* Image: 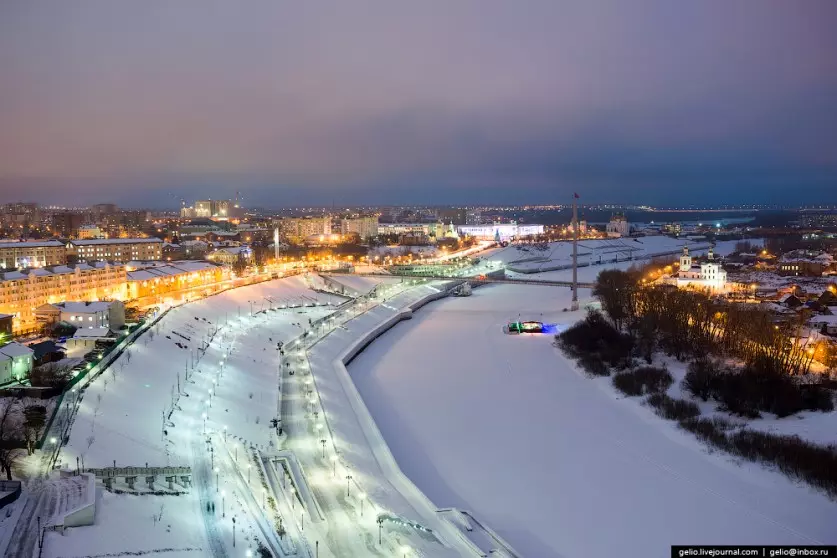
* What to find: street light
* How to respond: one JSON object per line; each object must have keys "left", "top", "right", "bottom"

{"left": 330, "top": 455, "right": 338, "bottom": 477}
{"left": 320, "top": 439, "right": 327, "bottom": 458}
{"left": 400, "top": 545, "right": 411, "bottom": 557}
{"left": 357, "top": 492, "right": 365, "bottom": 516}
{"left": 346, "top": 474, "right": 353, "bottom": 497}
{"left": 221, "top": 489, "right": 226, "bottom": 517}
{"left": 214, "top": 467, "right": 219, "bottom": 492}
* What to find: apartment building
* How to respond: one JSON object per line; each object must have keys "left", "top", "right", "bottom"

{"left": 340, "top": 216, "right": 379, "bottom": 241}
{"left": 0, "top": 240, "right": 67, "bottom": 269}
{"left": 279, "top": 216, "right": 331, "bottom": 244}
{"left": 0, "top": 262, "right": 127, "bottom": 329}
{"left": 126, "top": 260, "right": 225, "bottom": 300}
{"left": 66, "top": 238, "right": 163, "bottom": 263}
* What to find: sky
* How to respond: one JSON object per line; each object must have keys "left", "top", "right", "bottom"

{"left": 0, "top": 1, "right": 836, "bottom": 208}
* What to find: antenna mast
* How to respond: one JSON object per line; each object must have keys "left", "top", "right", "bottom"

{"left": 571, "top": 193, "right": 579, "bottom": 311}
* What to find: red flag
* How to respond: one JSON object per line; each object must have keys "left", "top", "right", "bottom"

{"left": 574, "top": 192, "right": 580, "bottom": 199}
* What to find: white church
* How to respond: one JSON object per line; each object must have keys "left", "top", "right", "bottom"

{"left": 674, "top": 245, "right": 728, "bottom": 293}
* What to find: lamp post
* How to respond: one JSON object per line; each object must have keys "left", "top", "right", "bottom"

{"left": 221, "top": 489, "right": 226, "bottom": 517}
{"left": 214, "top": 467, "right": 219, "bottom": 492}
{"left": 377, "top": 517, "right": 383, "bottom": 545}
{"left": 357, "top": 492, "right": 365, "bottom": 516}
{"left": 330, "top": 455, "right": 338, "bottom": 477}
{"left": 247, "top": 463, "right": 252, "bottom": 484}
{"left": 346, "top": 474, "right": 353, "bottom": 497}
{"left": 320, "top": 439, "right": 326, "bottom": 458}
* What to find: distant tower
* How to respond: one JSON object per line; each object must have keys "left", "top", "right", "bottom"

{"left": 274, "top": 228, "right": 280, "bottom": 263}
{"left": 571, "top": 193, "right": 579, "bottom": 311}
{"left": 680, "top": 246, "right": 692, "bottom": 270}
{"left": 707, "top": 246, "right": 715, "bottom": 261}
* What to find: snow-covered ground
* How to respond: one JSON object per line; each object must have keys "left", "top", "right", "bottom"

{"left": 60, "top": 275, "right": 342, "bottom": 470}
{"left": 486, "top": 237, "right": 760, "bottom": 274}
{"left": 348, "top": 283, "right": 837, "bottom": 558}
{"left": 321, "top": 274, "right": 401, "bottom": 297}
{"left": 43, "top": 491, "right": 207, "bottom": 558}
{"left": 22, "top": 275, "right": 348, "bottom": 558}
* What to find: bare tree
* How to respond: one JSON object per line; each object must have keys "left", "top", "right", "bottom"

{"left": 0, "top": 399, "right": 24, "bottom": 480}
{"left": 22, "top": 404, "right": 47, "bottom": 455}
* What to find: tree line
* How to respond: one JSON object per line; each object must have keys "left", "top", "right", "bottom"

{"left": 593, "top": 269, "right": 827, "bottom": 376}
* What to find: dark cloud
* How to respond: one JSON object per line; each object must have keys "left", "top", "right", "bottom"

{"left": 0, "top": 1, "right": 835, "bottom": 207}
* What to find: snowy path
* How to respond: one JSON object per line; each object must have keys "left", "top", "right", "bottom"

{"left": 287, "top": 283, "right": 468, "bottom": 557}
{"left": 349, "top": 284, "right": 837, "bottom": 558}
{"left": 6, "top": 475, "right": 89, "bottom": 558}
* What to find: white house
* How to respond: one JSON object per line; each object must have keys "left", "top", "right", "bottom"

{"left": 0, "top": 342, "right": 34, "bottom": 384}
{"left": 36, "top": 301, "right": 125, "bottom": 330}
{"left": 674, "top": 246, "right": 728, "bottom": 293}
{"left": 66, "top": 327, "right": 117, "bottom": 353}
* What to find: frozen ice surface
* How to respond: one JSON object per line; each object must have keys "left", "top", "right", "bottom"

{"left": 348, "top": 283, "right": 837, "bottom": 558}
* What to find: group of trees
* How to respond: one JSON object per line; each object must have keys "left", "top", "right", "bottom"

{"left": 593, "top": 269, "right": 824, "bottom": 376}
{"left": 0, "top": 397, "right": 49, "bottom": 479}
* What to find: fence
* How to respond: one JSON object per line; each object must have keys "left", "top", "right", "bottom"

{"left": 0, "top": 479, "right": 22, "bottom": 510}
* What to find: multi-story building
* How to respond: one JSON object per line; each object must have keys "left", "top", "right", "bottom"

{"left": 438, "top": 208, "right": 466, "bottom": 226}
{"left": 457, "top": 223, "right": 544, "bottom": 241}
{"left": 126, "top": 261, "right": 225, "bottom": 300}
{"left": 207, "top": 246, "right": 251, "bottom": 265}
{"left": 99, "top": 210, "right": 150, "bottom": 238}
{"left": 0, "top": 240, "right": 67, "bottom": 269}
{"left": 377, "top": 223, "right": 436, "bottom": 236}
{"left": 1, "top": 203, "right": 41, "bottom": 230}
{"left": 0, "top": 262, "right": 127, "bottom": 329}
{"left": 279, "top": 216, "right": 331, "bottom": 244}
{"left": 35, "top": 300, "right": 126, "bottom": 330}
{"left": 465, "top": 209, "right": 482, "bottom": 225}
{"left": 77, "top": 225, "right": 104, "bottom": 239}
{"left": 66, "top": 238, "right": 163, "bottom": 263}
{"left": 190, "top": 200, "right": 233, "bottom": 219}
{"left": 340, "top": 216, "right": 378, "bottom": 241}
{"left": 778, "top": 251, "right": 834, "bottom": 277}
{"left": 51, "top": 211, "right": 86, "bottom": 237}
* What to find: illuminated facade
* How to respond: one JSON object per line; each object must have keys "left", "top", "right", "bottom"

{"left": 67, "top": 238, "right": 163, "bottom": 262}
{"left": 0, "top": 262, "right": 127, "bottom": 329}
{"left": 340, "top": 216, "right": 378, "bottom": 241}
{"left": 126, "top": 261, "right": 226, "bottom": 300}
{"left": 279, "top": 216, "right": 332, "bottom": 244}
{"left": 0, "top": 240, "right": 67, "bottom": 269}
{"left": 675, "top": 246, "right": 728, "bottom": 293}
{"left": 456, "top": 223, "right": 544, "bottom": 240}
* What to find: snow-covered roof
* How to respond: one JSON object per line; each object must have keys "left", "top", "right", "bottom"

{"left": 50, "top": 265, "right": 73, "bottom": 273}
{"left": 809, "top": 315, "right": 837, "bottom": 326}
{"left": 126, "top": 269, "right": 158, "bottom": 281}
{"left": 127, "top": 261, "right": 220, "bottom": 282}
{"left": 0, "top": 341, "right": 34, "bottom": 358}
{"left": 0, "top": 239, "right": 65, "bottom": 249}
{"left": 72, "top": 327, "right": 115, "bottom": 338}
{"left": 69, "top": 238, "right": 162, "bottom": 245}
{"left": 57, "top": 301, "right": 115, "bottom": 313}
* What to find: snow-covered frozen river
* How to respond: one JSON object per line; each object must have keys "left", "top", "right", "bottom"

{"left": 348, "top": 284, "right": 837, "bottom": 558}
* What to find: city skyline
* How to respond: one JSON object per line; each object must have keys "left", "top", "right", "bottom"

{"left": 1, "top": 1, "right": 836, "bottom": 208}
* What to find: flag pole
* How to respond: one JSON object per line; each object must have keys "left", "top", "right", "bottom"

{"left": 571, "top": 193, "right": 580, "bottom": 311}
